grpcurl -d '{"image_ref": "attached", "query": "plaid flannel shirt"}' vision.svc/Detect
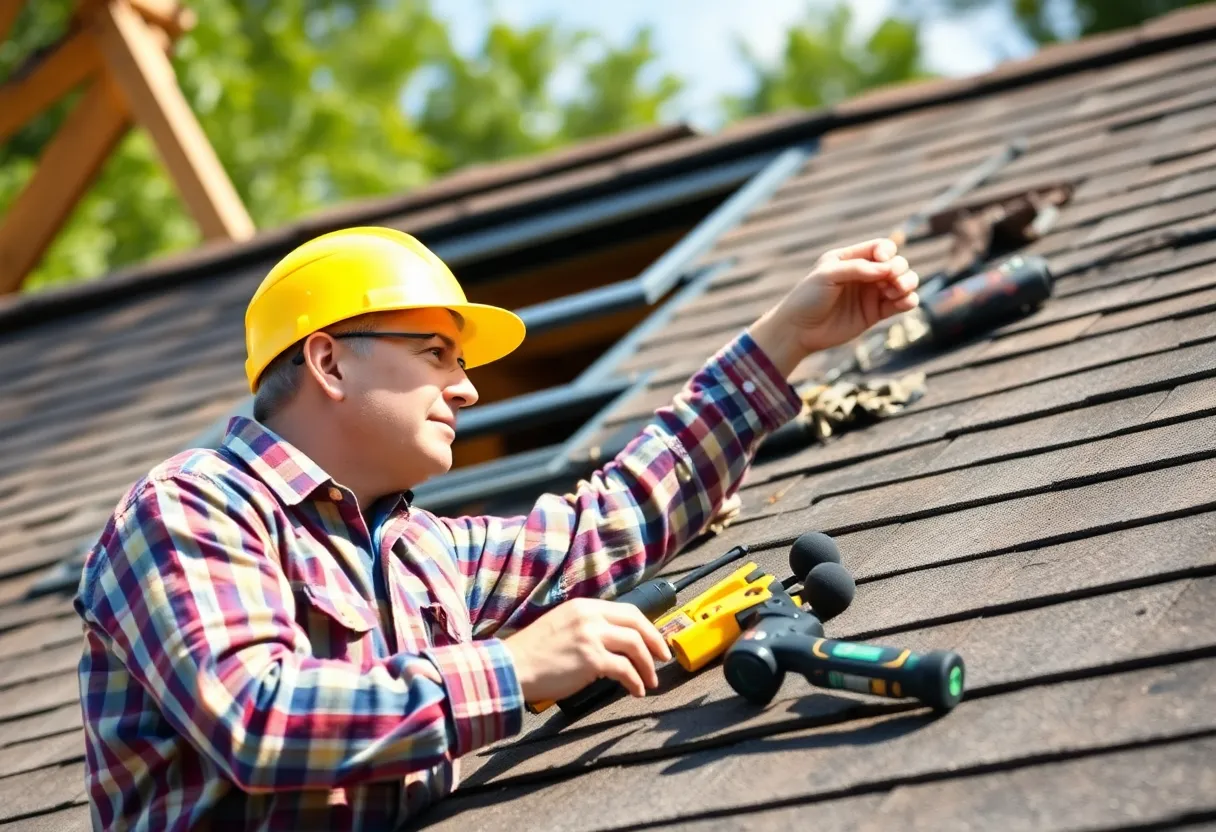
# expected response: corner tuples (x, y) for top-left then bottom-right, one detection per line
(75, 332), (801, 831)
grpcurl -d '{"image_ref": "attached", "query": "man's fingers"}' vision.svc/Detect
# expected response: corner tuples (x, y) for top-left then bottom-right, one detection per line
(601, 602), (672, 662)
(824, 255), (909, 284)
(880, 291), (920, 319)
(598, 649), (648, 697)
(601, 625), (659, 690)
(824, 238), (899, 264)
(883, 270), (919, 299)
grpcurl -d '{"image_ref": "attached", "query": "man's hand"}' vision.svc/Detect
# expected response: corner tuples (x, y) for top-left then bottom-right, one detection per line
(748, 238), (920, 376)
(502, 598), (672, 702)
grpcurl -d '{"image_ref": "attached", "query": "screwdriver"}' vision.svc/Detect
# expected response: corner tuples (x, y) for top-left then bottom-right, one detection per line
(529, 543), (751, 715)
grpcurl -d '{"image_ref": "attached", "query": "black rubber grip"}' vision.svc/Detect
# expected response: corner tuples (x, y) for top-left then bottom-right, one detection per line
(614, 580), (678, 620)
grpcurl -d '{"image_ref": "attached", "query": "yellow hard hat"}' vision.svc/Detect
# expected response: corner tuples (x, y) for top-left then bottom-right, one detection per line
(244, 227), (526, 392)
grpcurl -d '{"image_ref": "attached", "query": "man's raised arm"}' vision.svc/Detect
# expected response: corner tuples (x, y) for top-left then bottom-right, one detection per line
(441, 239), (919, 652)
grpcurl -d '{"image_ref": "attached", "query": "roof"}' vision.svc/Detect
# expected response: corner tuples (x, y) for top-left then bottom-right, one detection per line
(4, 5), (1216, 828)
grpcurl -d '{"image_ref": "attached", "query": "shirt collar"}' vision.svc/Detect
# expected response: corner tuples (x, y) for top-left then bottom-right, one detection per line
(220, 416), (415, 512)
(221, 416), (335, 506)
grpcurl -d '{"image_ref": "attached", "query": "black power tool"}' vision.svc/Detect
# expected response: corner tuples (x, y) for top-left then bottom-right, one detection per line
(723, 586), (965, 712)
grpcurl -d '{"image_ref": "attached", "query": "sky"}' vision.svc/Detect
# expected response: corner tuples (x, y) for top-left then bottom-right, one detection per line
(436, 0), (1037, 129)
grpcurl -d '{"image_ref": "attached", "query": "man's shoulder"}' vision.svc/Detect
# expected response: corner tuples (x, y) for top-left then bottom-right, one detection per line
(110, 447), (271, 524)
(81, 449), (278, 589)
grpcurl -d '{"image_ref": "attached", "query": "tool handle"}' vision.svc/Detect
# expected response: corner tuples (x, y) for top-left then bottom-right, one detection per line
(615, 580), (678, 620)
(673, 545), (750, 592)
(922, 254), (1052, 344)
(786, 638), (964, 712)
(541, 580), (678, 715)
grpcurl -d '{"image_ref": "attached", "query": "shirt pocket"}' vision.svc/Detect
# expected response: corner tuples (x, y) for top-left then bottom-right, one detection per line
(293, 582), (380, 661)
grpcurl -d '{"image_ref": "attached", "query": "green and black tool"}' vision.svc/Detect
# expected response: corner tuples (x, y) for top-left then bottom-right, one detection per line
(724, 586), (964, 712)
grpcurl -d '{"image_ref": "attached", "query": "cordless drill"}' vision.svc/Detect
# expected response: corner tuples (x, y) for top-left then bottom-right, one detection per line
(723, 536), (965, 712)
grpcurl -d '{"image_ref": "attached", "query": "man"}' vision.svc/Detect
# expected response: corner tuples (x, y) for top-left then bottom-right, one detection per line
(76, 226), (918, 830)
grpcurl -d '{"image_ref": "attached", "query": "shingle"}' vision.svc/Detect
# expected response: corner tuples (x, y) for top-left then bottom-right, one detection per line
(438, 658), (1216, 831)
(848, 457), (1216, 580)
(1055, 238), (1216, 298)
(0, 762), (85, 824)
(967, 315), (1099, 365)
(0, 704), (82, 750)
(0, 673), (81, 722)
(0, 598), (75, 636)
(1085, 285), (1216, 335)
(798, 413), (1216, 535)
(1129, 145), (1216, 193)
(0, 730), (85, 778)
(1056, 180), (1169, 230)
(910, 316), (1184, 413)
(832, 512), (1216, 637)
(749, 438), (949, 493)
(894, 580), (1193, 689)
(0, 804), (92, 832)
(958, 339), (1216, 431)
(845, 737), (1216, 832)
(1152, 376), (1216, 421)
(0, 642), (82, 691)
(925, 389), (1168, 470)
(672, 793), (885, 832)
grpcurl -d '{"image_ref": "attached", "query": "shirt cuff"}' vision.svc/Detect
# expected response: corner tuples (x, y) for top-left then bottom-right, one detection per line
(708, 332), (804, 433)
(423, 639), (524, 758)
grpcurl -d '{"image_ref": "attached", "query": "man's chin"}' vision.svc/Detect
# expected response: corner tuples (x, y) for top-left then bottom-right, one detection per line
(423, 444), (454, 475)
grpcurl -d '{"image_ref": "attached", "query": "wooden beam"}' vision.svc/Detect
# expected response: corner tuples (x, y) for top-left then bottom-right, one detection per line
(129, 0), (195, 38)
(91, 0), (253, 241)
(0, 78), (130, 293)
(0, 0), (25, 46)
(74, 0), (195, 39)
(0, 30), (104, 143)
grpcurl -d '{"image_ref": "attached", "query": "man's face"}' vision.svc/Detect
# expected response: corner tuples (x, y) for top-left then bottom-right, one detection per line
(335, 308), (479, 491)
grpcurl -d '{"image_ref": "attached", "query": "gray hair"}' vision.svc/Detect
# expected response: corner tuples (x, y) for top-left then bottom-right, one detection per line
(252, 313), (382, 423)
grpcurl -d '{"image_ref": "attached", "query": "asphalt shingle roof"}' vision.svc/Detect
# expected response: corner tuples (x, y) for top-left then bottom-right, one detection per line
(4, 6), (1216, 829)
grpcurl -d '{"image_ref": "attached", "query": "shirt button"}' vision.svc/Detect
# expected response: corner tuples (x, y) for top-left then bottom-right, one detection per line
(328, 487), (343, 502)
(742, 380), (757, 394)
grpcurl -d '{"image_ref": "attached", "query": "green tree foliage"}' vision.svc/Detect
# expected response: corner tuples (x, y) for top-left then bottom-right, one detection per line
(926, 0), (1210, 43)
(725, 2), (930, 117)
(562, 28), (683, 141)
(0, 2), (680, 290)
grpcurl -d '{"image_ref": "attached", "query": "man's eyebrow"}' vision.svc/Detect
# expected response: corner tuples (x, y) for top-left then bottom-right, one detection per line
(419, 332), (465, 365)
(389, 331), (454, 348)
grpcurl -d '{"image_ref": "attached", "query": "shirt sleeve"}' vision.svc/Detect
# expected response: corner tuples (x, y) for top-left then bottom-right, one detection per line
(442, 331), (803, 637)
(76, 470), (522, 794)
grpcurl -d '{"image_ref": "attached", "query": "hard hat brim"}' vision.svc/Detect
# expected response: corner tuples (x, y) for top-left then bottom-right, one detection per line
(443, 302), (527, 370)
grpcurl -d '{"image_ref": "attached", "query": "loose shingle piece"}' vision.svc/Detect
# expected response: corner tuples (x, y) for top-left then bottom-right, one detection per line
(5, 8), (1216, 831)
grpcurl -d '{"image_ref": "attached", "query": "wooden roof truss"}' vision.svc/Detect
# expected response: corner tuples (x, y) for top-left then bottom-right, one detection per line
(0, 0), (253, 293)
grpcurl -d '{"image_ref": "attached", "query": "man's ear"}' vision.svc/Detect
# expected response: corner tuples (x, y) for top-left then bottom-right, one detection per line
(301, 333), (347, 402)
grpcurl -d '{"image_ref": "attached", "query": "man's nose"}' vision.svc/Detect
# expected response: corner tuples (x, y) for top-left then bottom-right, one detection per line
(446, 374), (479, 409)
